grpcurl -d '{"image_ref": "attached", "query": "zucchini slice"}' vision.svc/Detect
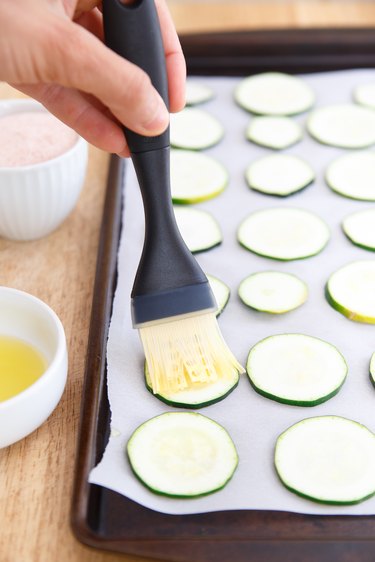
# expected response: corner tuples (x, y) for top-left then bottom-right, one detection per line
(144, 363), (239, 409)
(173, 207), (222, 253)
(245, 116), (303, 149)
(275, 416), (375, 505)
(326, 151), (375, 201)
(170, 108), (224, 150)
(127, 412), (238, 497)
(353, 83), (375, 110)
(246, 334), (347, 406)
(185, 81), (214, 106)
(234, 72), (315, 116)
(207, 274), (230, 316)
(245, 154), (314, 197)
(237, 208), (330, 261)
(170, 149), (228, 204)
(326, 260), (375, 324)
(307, 104), (375, 148)
(238, 271), (308, 313)
(342, 208), (375, 251)
(370, 353), (375, 388)
(144, 275), (233, 407)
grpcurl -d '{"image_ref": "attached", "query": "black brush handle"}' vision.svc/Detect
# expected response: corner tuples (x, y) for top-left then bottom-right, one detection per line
(103, 0), (169, 153)
(103, 0), (215, 322)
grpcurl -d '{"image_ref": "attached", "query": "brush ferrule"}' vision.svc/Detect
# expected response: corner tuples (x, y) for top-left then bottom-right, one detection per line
(131, 281), (217, 327)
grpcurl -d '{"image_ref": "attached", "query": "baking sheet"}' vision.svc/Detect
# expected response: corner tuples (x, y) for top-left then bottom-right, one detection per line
(90, 69), (375, 515)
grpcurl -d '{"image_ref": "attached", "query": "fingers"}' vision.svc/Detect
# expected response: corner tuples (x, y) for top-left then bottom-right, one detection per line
(16, 82), (129, 156)
(155, 0), (186, 112)
(74, 8), (104, 41)
(74, 1), (103, 19)
(46, 17), (169, 137)
(75, 0), (186, 113)
(8, 0), (185, 154)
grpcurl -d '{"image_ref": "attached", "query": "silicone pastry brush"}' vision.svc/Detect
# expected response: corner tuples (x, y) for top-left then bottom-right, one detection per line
(103, 0), (243, 394)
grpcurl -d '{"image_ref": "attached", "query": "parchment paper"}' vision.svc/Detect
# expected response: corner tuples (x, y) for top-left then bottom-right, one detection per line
(90, 69), (375, 515)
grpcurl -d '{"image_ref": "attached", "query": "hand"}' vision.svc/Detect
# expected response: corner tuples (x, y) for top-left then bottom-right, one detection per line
(0, 1), (186, 157)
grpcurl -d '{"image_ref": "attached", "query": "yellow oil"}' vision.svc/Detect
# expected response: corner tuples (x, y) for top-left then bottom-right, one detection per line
(0, 335), (46, 402)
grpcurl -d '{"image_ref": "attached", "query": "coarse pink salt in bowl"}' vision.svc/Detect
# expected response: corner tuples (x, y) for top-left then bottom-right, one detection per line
(0, 99), (88, 241)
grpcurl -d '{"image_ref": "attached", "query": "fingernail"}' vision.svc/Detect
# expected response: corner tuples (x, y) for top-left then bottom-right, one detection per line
(142, 95), (169, 134)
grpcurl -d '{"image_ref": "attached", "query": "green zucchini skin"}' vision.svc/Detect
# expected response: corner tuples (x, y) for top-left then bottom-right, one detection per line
(325, 284), (375, 325)
(274, 416), (375, 505)
(248, 375), (346, 407)
(171, 138), (223, 151)
(311, 137), (375, 150)
(342, 229), (375, 252)
(341, 222), (375, 252)
(246, 334), (347, 407)
(172, 190), (227, 205)
(215, 291), (230, 317)
(369, 354), (375, 388)
(235, 101), (312, 117)
(247, 179), (314, 198)
(234, 73), (315, 117)
(127, 456), (238, 499)
(144, 374), (239, 409)
(307, 105), (375, 149)
(237, 239), (328, 262)
(328, 185), (375, 202)
(274, 471), (375, 506)
(207, 274), (231, 317)
(246, 137), (302, 150)
(190, 240), (222, 255)
(126, 412), (239, 498)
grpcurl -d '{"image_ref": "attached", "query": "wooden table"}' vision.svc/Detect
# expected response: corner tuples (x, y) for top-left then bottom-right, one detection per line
(1, 2), (375, 562)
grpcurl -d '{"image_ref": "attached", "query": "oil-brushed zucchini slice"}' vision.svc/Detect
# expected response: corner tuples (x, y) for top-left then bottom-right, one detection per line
(127, 412), (238, 497)
(246, 334), (347, 406)
(245, 116), (303, 149)
(307, 104), (375, 148)
(353, 83), (375, 110)
(173, 207), (222, 253)
(326, 260), (375, 324)
(326, 151), (375, 201)
(185, 81), (214, 106)
(342, 208), (375, 251)
(207, 274), (230, 316)
(144, 274), (233, 407)
(144, 362), (239, 409)
(275, 416), (375, 504)
(237, 208), (330, 261)
(170, 108), (224, 150)
(234, 72), (315, 116)
(245, 154), (314, 197)
(170, 149), (228, 203)
(239, 271), (308, 313)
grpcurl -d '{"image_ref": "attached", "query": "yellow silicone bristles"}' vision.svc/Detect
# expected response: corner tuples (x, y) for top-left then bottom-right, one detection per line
(139, 312), (244, 395)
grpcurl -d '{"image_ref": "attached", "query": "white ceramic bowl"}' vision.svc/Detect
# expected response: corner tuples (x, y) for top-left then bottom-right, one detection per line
(0, 99), (88, 241)
(0, 287), (68, 448)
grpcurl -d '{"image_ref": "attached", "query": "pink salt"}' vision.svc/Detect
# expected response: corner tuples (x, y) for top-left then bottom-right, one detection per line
(0, 111), (78, 167)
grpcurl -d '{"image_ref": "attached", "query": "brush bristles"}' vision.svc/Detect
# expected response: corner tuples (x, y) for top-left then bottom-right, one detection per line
(139, 312), (244, 395)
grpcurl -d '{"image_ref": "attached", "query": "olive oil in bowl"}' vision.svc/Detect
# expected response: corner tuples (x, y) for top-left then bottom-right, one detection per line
(0, 335), (46, 402)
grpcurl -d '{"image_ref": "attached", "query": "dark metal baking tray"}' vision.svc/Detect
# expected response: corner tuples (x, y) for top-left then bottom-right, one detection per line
(71, 29), (375, 562)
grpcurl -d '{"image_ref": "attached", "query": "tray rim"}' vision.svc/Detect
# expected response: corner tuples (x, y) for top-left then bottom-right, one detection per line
(71, 27), (375, 561)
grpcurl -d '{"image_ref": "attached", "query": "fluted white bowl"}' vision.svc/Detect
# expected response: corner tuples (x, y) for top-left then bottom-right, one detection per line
(0, 99), (88, 241)
(0, 286), (68, 448)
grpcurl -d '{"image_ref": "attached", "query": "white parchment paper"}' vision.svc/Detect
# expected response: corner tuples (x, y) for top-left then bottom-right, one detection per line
(90, 69), (375, 515)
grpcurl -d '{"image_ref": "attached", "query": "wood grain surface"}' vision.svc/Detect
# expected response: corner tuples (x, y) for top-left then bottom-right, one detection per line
(1, 3), (375, 562)
(169, 0), (375, 33)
